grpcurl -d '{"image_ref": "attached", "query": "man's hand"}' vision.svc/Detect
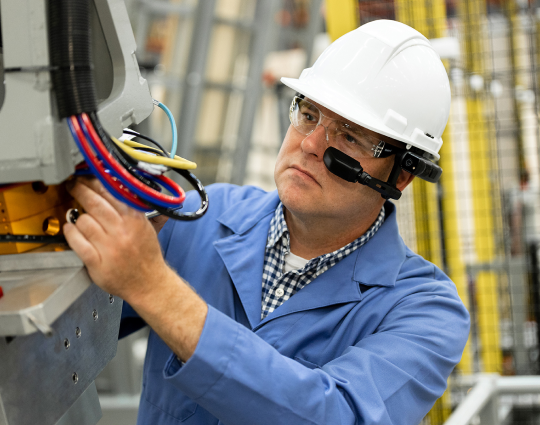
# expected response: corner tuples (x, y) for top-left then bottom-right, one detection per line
(64, 177), (207, 361)
(63, 177), (167, 301)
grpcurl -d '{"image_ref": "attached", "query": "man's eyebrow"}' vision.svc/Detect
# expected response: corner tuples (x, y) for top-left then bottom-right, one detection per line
(303, 102), (318, 112)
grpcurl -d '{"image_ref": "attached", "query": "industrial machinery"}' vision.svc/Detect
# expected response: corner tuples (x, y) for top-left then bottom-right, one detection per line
(0, 0), (205, 423)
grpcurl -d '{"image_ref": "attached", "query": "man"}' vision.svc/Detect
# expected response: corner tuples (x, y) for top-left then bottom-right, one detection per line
(64, 20), (469, 424)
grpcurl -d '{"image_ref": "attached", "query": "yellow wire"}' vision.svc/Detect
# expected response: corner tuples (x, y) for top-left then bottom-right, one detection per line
(110, 136), (197, 170)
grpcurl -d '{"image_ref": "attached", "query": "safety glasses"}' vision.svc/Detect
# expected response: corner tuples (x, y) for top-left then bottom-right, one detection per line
(289, 96), (404, 159)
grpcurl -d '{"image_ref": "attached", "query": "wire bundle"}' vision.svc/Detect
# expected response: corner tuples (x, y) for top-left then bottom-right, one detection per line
(67, 112), (208, 219)
(68, 113), (179, 210)
(48, 0), (208, 221)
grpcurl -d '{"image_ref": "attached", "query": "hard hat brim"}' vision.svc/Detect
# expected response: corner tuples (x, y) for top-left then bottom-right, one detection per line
(280, 76), (442, 160)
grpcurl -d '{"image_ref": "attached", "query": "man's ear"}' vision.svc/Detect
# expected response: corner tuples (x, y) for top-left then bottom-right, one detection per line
(396, 170), (415, 192)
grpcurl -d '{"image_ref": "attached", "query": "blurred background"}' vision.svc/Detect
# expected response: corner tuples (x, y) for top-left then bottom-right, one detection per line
(95, 1), (540, 424)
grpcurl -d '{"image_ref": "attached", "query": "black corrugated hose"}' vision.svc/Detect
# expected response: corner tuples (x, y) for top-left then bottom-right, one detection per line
(48, 0), (97, 118)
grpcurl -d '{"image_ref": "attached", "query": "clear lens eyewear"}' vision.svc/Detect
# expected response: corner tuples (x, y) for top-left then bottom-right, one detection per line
(289, 96), (402, 159)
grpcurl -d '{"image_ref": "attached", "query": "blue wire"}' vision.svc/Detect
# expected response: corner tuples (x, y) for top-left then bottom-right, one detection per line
(106, 167), (182, 209)
(77, 116), (182, 209)
(155, 100), (178, 159)
(68, 118), (150, 212)
(74, 169), (93, 176)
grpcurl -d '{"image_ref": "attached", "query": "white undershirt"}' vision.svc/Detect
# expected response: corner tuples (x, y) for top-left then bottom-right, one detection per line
(284, 252), (309, 273)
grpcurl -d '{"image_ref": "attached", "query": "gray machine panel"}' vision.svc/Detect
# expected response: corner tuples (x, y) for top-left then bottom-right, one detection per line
(0, 0), (153, 185)
(0, 282), (122, 425)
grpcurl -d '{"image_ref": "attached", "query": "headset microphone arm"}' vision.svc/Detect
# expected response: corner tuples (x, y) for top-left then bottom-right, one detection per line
(323, 147), (402, 200)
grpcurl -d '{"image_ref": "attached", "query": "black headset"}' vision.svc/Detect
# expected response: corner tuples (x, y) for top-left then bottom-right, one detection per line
(323, 146), (442, 201)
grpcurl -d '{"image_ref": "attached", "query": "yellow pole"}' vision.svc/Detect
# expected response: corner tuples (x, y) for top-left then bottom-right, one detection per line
(459, 0), (502, 373)
(438, 126), (473, 377)
(325, 0), (359, 42)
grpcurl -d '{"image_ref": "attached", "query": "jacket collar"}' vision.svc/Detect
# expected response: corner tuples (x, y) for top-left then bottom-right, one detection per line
(352, 201), (406, 288)
(214, 192), (406, 328)
(217, 190), (280, 235)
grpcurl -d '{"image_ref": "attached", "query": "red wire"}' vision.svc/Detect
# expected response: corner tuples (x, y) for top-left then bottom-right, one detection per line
(80, 113), (185, 206)
(70, 116), (149, 210)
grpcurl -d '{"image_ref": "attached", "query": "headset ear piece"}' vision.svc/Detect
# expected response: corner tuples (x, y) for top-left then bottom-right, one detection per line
(400, 152), (442, 183)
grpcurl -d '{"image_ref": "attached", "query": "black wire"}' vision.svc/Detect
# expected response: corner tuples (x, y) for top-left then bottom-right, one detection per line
(144, 169), (209, 220)
(89, 113), (162, 186)
(0, 234), (66, 243)
(123, 129), (169, 157)
(89, 112), (138, 168)
(172, 169), (209, 220)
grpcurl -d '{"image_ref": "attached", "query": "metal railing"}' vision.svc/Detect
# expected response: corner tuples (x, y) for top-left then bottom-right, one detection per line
(445, 374), (540, 425)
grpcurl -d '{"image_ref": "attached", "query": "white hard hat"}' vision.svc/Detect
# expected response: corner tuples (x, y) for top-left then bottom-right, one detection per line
(281, 20), (451, 159)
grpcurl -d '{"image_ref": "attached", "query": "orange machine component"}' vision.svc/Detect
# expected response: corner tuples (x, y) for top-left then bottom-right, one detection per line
(0, 181), (78, 255)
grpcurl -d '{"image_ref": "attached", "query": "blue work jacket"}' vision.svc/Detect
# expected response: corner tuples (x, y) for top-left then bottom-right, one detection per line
(120, 184), (470, 425)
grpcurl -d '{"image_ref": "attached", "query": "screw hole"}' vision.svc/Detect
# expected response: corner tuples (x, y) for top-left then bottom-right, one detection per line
(32, 182), (48, 194)
(75, 327), (81, 338)
(64, 338), (70, 349)
(109, 294), (114, 304)
(72, 373), (78, 384)
(92, 310), (98, 321)
(42, 216), (60, 236)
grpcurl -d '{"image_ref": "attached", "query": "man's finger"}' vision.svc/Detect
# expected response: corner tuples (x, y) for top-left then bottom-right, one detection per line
(74, 212), (108, 246)
(68, 180), (124, 231)
(77, 177), (135, 217)
(63, 222), (102, 268)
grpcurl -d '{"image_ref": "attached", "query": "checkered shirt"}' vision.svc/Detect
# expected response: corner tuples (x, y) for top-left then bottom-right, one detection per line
(261, 203), (385, 320)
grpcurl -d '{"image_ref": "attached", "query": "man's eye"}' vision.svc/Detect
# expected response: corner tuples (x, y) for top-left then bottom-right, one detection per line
(302, 113), (317, 122)
(345, 133), (360, 144)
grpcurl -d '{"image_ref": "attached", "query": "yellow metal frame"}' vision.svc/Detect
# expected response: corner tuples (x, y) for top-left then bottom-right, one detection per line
(325, 0), (359, 42)
(459, 0), (502, 374)
(0, 183), (76, 254)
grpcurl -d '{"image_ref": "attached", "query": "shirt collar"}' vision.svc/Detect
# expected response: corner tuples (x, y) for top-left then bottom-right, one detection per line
(266, 203), (288, 249)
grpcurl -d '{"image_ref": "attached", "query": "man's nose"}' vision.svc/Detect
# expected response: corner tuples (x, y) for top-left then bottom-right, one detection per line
(301, 122), (330, 157)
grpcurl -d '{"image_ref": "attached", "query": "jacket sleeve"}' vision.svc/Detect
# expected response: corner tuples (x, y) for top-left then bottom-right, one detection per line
(162, 276), (470, 425)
